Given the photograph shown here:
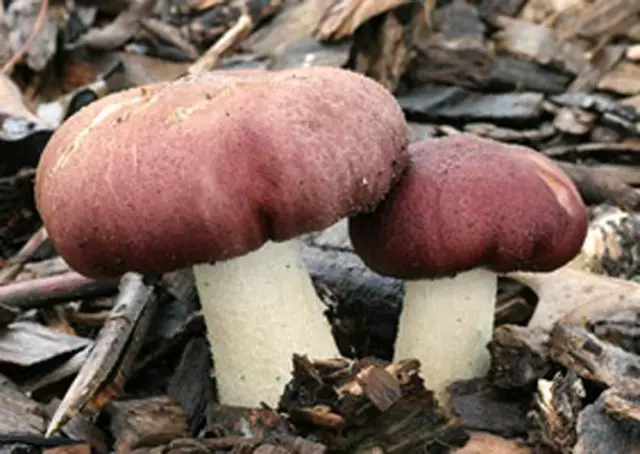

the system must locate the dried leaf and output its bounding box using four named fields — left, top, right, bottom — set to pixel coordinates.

left=507, top=266, right=640, bottom=331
